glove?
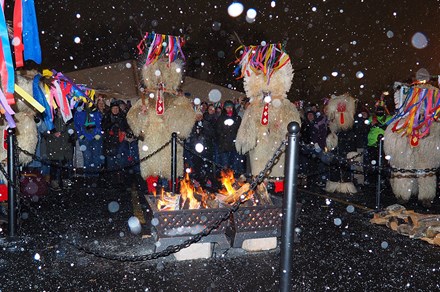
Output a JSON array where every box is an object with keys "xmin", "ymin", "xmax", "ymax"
[
  {"xmin": 314, "ymin": 143, "xmax": 322, "ymax": 153},
  {"xmin": 79, "ymin": 135, "xmax": 85, "ymax": 140},
  {"xmin": 94, "ymin": 134, "xmax": 101, "ymax": 140}
]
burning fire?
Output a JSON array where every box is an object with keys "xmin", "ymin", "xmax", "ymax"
[
  {"xmin": 154, "ymin": 172, "xmax": 204, "ymax": 210},
  {"xmin": 218, "ymin": 169, "xmax": 236, "ymax": 195},
  {"xmin": 153, "ymin": 169, "xmax": 253, "ymax": 211},
  {"xmin": 179, "ymin": 173, "xmax": 201, "ymax": 210},
  {"xmin": 155, "ymin": 187, "xmax": 179, "ymax": 211},
  {"xmin": 217, "ymin": 169, "xmax": 253, "ymax": 205}
]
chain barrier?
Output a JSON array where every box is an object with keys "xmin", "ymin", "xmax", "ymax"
[
  {"xmin": 176, "ymin": 136, "xmax": 229, "ymax": 171},
  {"xmin": 0, "ymin": 163, "xmax": 9, "ymax": 184},
  {"xmin": 17, "ymin": 132, "xmax": 439, "ymax": 181},
  {"xmin": 390, "ymin": 170, "xmax": 438, "ymax": 179},
  {"xmin": 5, "ymin": 137, "xmax": 287, "ymax": 261},
  {"xmin": 298, "ymin": 142, "xmax": 440, "ymax": 180},
  {"xmin": 17, "ymin": 139, "xmax": 172, "ymax": 175}
]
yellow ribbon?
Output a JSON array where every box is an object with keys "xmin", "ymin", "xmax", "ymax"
[{"xmin": 14, "ymin": 84, "xmax": 45, "ymax": 113}]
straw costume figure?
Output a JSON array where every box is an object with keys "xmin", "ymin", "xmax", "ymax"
[
  {"xmin": 1, "ymin": 72, "xmax": 43, "ymax": 166},
  {"xmin": 324, "ymin": 93, "xmax": 358, "ymax": 194},
  {"xmin": 384, "ymin": 83, "xmax": 440, "ymax": 207},
  {"xmin": 127, "ymin": 33, "xmax": 196, "ymax": 180},
  {"xmin": 234, "ymin": 44, "xmax": 301, "ymax": 177}
]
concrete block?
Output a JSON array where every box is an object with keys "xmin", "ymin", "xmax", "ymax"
[
  {"xmin": 241, "ymin": 237, "xmax": 277, "ymax": 251},
  {"xmin": 173, "ymin": 243, "xmax": 212, "ymax": 261}
]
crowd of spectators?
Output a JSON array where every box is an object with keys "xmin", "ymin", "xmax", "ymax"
[
  {"xmin": 29, "ymin": 95, "xmax": 138, "ymax": 191},
  {"xmin": 26, "ymin": 92, "xmax": 394, "ymax": 192}
]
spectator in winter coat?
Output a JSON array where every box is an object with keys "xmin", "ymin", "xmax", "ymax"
[
  {"xmin": 101, "ymin": 100, "xmax": 130, "ymax": 180},
  {"xmin": 215, "ymin": 100, "xmax": 243, "ymax": 176},
  {"xmin": 74, "ymin": 103, "xmax": 103, "ymax": 176},
  {"xmin": 365, "ymin": 106, "xmax": 392, "ymax": 184},
  {"xmin": 45, "ymin": 110, "xmax": 75, "ymax": 190},
  {"xmin": 299, "ymin": 110, "xmax": 316, "ymax": 180},
  {"xmin": 300, "ymin": 111, "xmax": 316, "ymax": 144},
  {"xmin": 312, "ymin": 110, "xmax": 329, "ymax": 151},
  {"xmin": 185, "ymin": 111, "xmax": 216, "ymax": 187},
  {"xmin": 204, "ymin": 104, "xmax": 219, "ymax": 164}
]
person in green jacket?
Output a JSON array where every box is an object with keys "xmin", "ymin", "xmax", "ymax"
[
  {"xmin": 365, "ymin": 106, "xmax": 392, "ymax": 184},
  {"xmin": 367, "ymin": 106, "xmax": 392, "ymax": 147}
]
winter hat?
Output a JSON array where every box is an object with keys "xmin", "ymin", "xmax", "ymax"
[
  {"xmin": 110, "ymin": 100, "xmax": 120, "ymax": 108},
  {"xmin": 223, "ymin": 100, "xmax": 234, "ymax": 108}
]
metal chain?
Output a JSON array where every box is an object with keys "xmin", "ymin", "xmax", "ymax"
[
  {"xmin": 176, "ymin": 137, "xmax": 229, "ymax": 170},
  {"xmin": 0, "ymin": 163, "xmax": 8, "ymax": 184},
  {"xmin": 138, "ymin": 140, "xmax": 171, "ymax": 164},
  {"xmin": 249, "ymin": 139, "xmax": 287, "ymax": 190},
  {"xmin": 390, "ymin": 166, "xmax": 439, "ymax": 174},
  {"xmin": 299, "ymin": 142, "xmax": 440, "ymax": 175},
  {"xmin": 391, "ymin": 172, "xmax": 438, "ymax": 179},
  {"xmin": 17, "ymin": 139, "xmax": 172, "ymax": 174}
]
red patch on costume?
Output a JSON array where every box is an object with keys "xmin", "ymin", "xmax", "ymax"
[
  {"xmin": 337, "ymin": 102, "xmax": 346, "ymax": 125},
  {"xmin": 3, "ymin": 129, "xmax": 8, "ymax": 150},
  {"xmin": 261, "ymin": 103, "xmax": 269, "ymax": 125}
]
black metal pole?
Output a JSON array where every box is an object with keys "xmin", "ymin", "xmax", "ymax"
[
  {"xmin": 171, "ymin": 132, "xmax": 177, "ymax": 194},
  {"xmin": 7, "ymin": 128, "xmax": 17, "ymax": 237},
  {"xmin": 375, "ymin": 135, "xmax": 384, "ymax": 211},
  {"xmin": 280, "ymin": 121, "xmax": 300, "ymax": 292}
]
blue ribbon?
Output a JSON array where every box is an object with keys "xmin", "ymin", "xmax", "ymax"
[
  {"xmin": 22, "ymin": 0, "xmax": 42, "ymax": 64},
  {"xmin": 0, "ymin": 8, "xmax": 14, "ymax": 93},
  {"xmin": 33, "ymin": 75, "xmax": 53, "ymax": 130}
]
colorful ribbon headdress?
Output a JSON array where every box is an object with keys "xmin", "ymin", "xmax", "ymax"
[
  {"xmin": 137, "ymin": 32, "xmax": 185, "ymax": 66},
  {"xmin": 387, "ymin": 85, "xmax": 440, "ymax": 147},
  {"xmin": 233, "ymin": 43, "xmax": 290, "ymax": 84}
]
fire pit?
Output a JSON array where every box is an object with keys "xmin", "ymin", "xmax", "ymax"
[
  {"xmin": 144, "ymin": 170, "xmax": 301, "ymax": 252},
  {"xmin": 227, "ymin": 196, "xmax": 302, "ymax": 248},
  {"xmin": 145, "ymin": 195, "xmax": 231, "ymax": 252}
]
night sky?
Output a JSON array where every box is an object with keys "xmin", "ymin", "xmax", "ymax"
[{"xmin": 11, "ymin": 0, "xmax": 440, "ymax": 107}]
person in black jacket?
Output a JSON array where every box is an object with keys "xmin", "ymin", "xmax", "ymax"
[
  {"xmin": 215, "ymin": 100, "xmax": 243, "ymax": 176},
  {"xmin": 185, "ymin": 111, "xmax": 216, "ymax": 187},
  {"xmin": 101, "ymin": 100, "xmax": 130, "ymax": 182}
]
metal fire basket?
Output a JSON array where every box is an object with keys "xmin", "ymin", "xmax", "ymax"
[
  {"xmin": 145, "ymin": 195, "xmax": 231, "ymax": 252},
  {"xmin": 227, "ymin": 196, "xmax": 302, "ymax": 248}
]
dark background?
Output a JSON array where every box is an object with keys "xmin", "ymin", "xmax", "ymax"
[{"xmin": 8, "ymin": 0, "xmax": 440, "ymax": 107}]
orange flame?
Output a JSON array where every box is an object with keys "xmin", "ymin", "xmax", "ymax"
[
  {"xmin": 218, "ymin": 169, "xmax": 236, "ymax": 196},
  {"xmin": 156, "ymin": 187, "xmax": 179, "ymax": 211},
  {"xmin": 179, "ymin": 172, "xmax": 201, "ymax": 209},
  {"xmin": 217, "ymin": 169, "xmax": 253, "ymax": 204},
  {"xmin": 154, "ymin": 169, "xmax": 255, "ymax": 211}
]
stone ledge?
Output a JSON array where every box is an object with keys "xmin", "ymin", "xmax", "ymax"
[
  {"xmin": 173, "ymin": 243, "xmax": 213, "ymax": 261},
  {"xmin": 242, "ymin": 237, "xmax": 277, "ymax": 251}
]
